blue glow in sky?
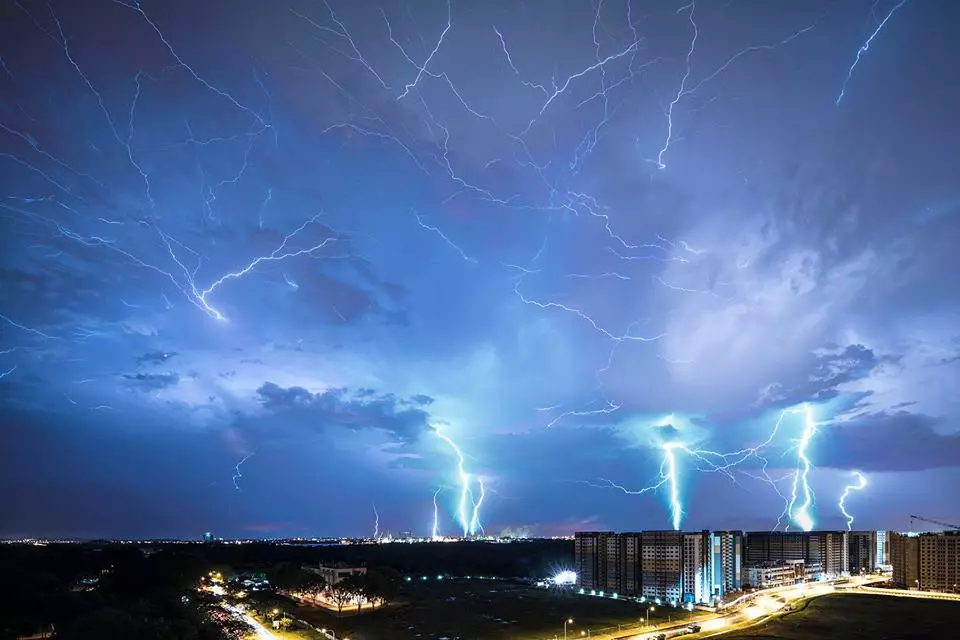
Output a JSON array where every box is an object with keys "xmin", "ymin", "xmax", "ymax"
[{"xmin": 2, "ymin": 0, "xmax": 959, "ymax": 539}]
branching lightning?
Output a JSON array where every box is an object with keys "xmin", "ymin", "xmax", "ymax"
[
  {"xmin": 589, "ymin": 406, "xmax": 824, "ymax": 531},
  {"xmin": 232, "ymin": 453, "xmax": 254, "ymax": 491},
  {"xmin": 786, "ymin": 404, "xmax": 819, "ymax": 532},
  {"xmin": 838, "ymin": 470, "xmax": 868, "ymax": 531},
  {"xmin": 435, "ymin": 425, "xmax": 484, "ymax": 537},
  {"xmin": 836, "ymin": 0, "xmax": 908, "ymax": 105},
  {"xmin": 656, "ymin": 1, "xmax": 698, "ymax": 170}
]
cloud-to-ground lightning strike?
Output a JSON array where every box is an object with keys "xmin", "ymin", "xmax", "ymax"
[
  {"xmin": 431, "ymin": 487, "xmax": 442, "ymax": 540},
  {"xmin": 838, "ymin": 471, "xmax": 868, "ymax": 531},
  {"xmin": 786, "ymin": 404, "xmax": 819, "ymax": 532},
  {"xmin": 589, "ymin": 406, "xmax": 822, "ymax": 530},
  {"xmin": 662, "ymin": 443, "xmax": 683, "ymax": 530},
  {"xmin": 434, "ymin": 425, "xmax": 484, "ymax": 537},
  {"xmin": 372, "ymin": 502, "xmax": 380, "ymax": 540},
  {"xmin": 836, "ymin": 0, "xmax": 908, "ymax": 105},
  {"xmin": 232, "ymin": 453, "xmax": 254, "ymax": 491}
]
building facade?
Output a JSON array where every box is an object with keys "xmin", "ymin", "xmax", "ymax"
[
  {"xmin": 641, "ymin": 530, "xmax": 684, "ymax": 602},
  {"xmin": 744, "ymin": 531, "xmax": 849, "ymax": 578},
  {"xmin": 917, "ymin": 531, "xmax": 960, "ymax": 592},
  {"xmin": 848, "ymin": 531, "xmax": 877, "ymax": 574},
  {"xmin": 574, "ymin": 530, "xmax": 742, "ymax": 604},
  {"xmin": 306, "ymin": 563, "xmax": 367, "ymax": 586},
  {"xmin": 821, "ymin": 531, "xmax": 850, "ymax": 577},
  {"xmin": 891, "ymin": 532, "xmax": 920, "ymax": 589},
  {"xmin": 876, "ymin": 530, "xmax": 893, "ymax": 569},
  {"xmin": 709, "ymin": 531, "xmax": 744, "ymax": 599}
]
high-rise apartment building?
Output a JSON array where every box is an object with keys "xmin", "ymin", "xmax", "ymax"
[
  {"xmin": 876, "ymin": 530, "xmax": 892, "ymax": 569},
  {"xmin": 682, "ymin": 531, "xmax": 711, "ymax": 603},
  {"xmin": 575, "ymin": 530, "xmax": 743, "ymax": 604},
  {"xmin": 641, "ymin": 530, "xmax": 683, "ymax": 602},
  {"xmin": 821, "ymin": 531, "xmax": 850, "ymax": 576},
  {"xmin": 709, "ymin": 531, "xmax": 743, "ymax": 598},
  {"xmin": 744, "ymin": 531, "xmax": 849, "ymax": 577},
  {"xmin": 574, "ymin": 531, "xmax": 609, "ymax": 591},
  {"xmin": 744, "ymin": 531, "xmax": 810, "ymax": 567},
  {"xmin": 848, "ymin": 531, "xmax": 877, "ymax": 574},
  {"xmin": 891, "ymin": 532, "xmax": 921, "ymax": 589},
  {"xmin": 917, "ymin": 531, "xmax": 960, "ymax": 592}
]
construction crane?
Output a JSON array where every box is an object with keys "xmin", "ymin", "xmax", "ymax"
[{"xmin": 909, "ymin": 514, "xmax": 960, "ymax": 530}]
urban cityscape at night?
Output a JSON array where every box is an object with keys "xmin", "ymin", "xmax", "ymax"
[{"xmin": 2, "ymin": 0, "xmax": 959, "ymax": 638}]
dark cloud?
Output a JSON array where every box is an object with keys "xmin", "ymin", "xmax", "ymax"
[
  {"xmin": 255, "ymin": 382, "xmax": 431, "ymax": 443},
  {"xmin": 755, "ymin": 344, "xmax": 893, "ymax": 411},
  {"xmin": 136, "ymin": 351, "xmax": 177, "ymax": 365},
  {"xmin": 655, "ymin": 424, "xmax": 682, "ymax": 442},
  {"xmin": 818, "ymin": 411, "xmax": 960, "ymax": 472},
  {"xmin": 410, "ymin": 394, "xmax": 435, "ymax": 406},
  {"xmin": 122, "ymin": 372, "xmax": 180, "ymax": 391}
]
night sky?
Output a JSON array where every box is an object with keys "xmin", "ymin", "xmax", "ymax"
[{"xmin": 2, "ymin": 0, "xmax": 959, "ymax": 540}]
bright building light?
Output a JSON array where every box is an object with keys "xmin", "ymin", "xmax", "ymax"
[{"xmin": 551, "ymin": 570, "xmax": 577, "ymax": 586}]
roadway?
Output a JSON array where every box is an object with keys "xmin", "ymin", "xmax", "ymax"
[
  {"xmin": 222, "ymin": 602, "xmax": 279, "ymax": 640},
  {"xmin": 589, "ymin": 575, "xmax": 883, "ymax": 640}
]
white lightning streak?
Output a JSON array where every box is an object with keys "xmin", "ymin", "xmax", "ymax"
[
  {"xmin": 232, "ymin": 453, "xmax": 254, "ymax": 491},
  {"xmin": 838, "ymin": 471, "xmax": 868, "ymax": 531},
  {"xmin": 431, "ymin": 487, "xmax": 442, "ymax": 540},
  {"xmin": 656, "ymin": 1, "xmax": 698, "ymax": 170},
  {"xmin": 836, "ymin": 0, "xmax": 908, "ymax": 106},
  {"xmin": 787, "ymin": 404, "xmax": 818, "ymax": 531}
]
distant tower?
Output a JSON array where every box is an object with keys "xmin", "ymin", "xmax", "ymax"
[{"xmin": 203, "ymin": 531, "xmax": 214, "ymax": 544}]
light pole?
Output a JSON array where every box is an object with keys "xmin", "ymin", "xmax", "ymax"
[
  {"xmin": 646, "ymin": 605, "xmax": 655, "ymax": 625},
  {"xmin": 564, "ymin": 618, "xmax": 573, "ymax": 640}
]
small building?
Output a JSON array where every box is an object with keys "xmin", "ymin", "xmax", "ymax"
[
  {"xmin": 745, "ymin": 559, "xmax": 820, "ymax": 589},
  {"xmin": 305, "ymin": 562, "xmax": 367, "ymax": 586}
]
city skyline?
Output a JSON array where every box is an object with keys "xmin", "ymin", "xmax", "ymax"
[{"xmin": 3, "ymin": 0, "xmax": 960, "ymax": 539}]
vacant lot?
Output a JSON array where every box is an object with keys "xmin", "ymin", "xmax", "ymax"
[
  {"xmin": 721, "ymin": 593, "xmax": 960, "ymax": 640},
  {"xmin": 291, "ymin": 579, "xmax": 696, "ymax": 640}
]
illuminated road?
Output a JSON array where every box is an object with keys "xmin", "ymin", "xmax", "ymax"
[
  {"xmin": 588, "ymin": 576, "xmax": 882, "ymax": 640},
  {"xmin": 222, "ymin": 603, "xmax": 278, "ymax": 639}
]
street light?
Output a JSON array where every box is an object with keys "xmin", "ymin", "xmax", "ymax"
[
  {"xmin": 564, "ymin": 618, "xmax": 573, "ymax": 640},
  {"xmin": 646, "ymin": 605, "xmax": 655, "ymax": 625}
]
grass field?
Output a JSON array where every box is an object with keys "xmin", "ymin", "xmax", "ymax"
[
  {"xmin": 720, "ymin": 593, "xmax": 960, "ymax": 640},
  {"xmin": 286, "ymin": 579, "xmax": 696, "ymax": 640}
]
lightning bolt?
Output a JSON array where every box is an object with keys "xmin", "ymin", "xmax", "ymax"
[
  {"xmin": 786, "ymin": 404, "xmax": 818, "ymax": 532},
  {"xmin": 656, "ymin": 1, "xmax": 698, "ymax": 170},
  {"xmin": 232, "ymin": 453, "xmax": 254, "ymax": 491},
  {"xmin": 588, "ymin": 406, "xmax": 819, "ymax": 530},
  {"xmin": 0, "ymin": 364, "xmax": 17, "ymax": 380},
  {"xmin": 838, "ymin": 471, "xmax": 868, "ymax": 531},
  {"xmin": 431, "ymin": 487, "xmax": 442, "ymax": 540},
  {"xmin": 372, "ymin": 502, "xmax": 380, "ymax": 540},
  {"xmin": 414, "ymin": 211, "xmax": 476, "ymax": 263},
  {"xmin": 469, "ymin": 479, "xmax": 486, "ymax": 536},
  {"xmin": 435, "ymin": 425, "xmax": 484, "ymax": 537},
  {"xmin": 836, "ymin": 0, "xmax": 908, "ymax": 106},
  {"xmin": 663, "ymin": 443, "xmax": 683, "ymax": 530},
  {"xmin": 0, "ymin": 313, "xmax": 55, "ymax": 339}
]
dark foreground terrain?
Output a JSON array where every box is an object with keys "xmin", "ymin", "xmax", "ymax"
[
  {"xmin": 721, "ymin": 593, "xmax": 960, "ymax": 640},
  {"xmin": 287, "ymin": 578, "xmax": 695, "ymax": 640}
]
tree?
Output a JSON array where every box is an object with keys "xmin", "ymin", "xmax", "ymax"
[
  {"xmin": 338, "ymin": 575, "xmax": 367, "ymax": 613},
  {"xmin": 327, "ymin": 582, "xmax": 353, "ymax": 617},
  {"xmin": 300, "ymin": 574, "xmax": 327, "ymax": 601}
]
